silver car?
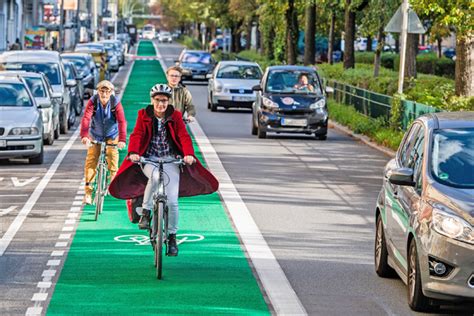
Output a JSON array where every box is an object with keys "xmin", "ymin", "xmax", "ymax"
[
  {"xmin": 207, "ymin": 61, "xmax": 262, "ymax": 111},
  {"xmin": 375, "ymin": 112, "xmax": 474, "ymax": 311},
  {"xmin": 0, "ymin": 71, "xmax": 60, "ymax": 145},
  {"xmin": 0, "ymin": 75, "xmax": 44, "ymax": 164}
]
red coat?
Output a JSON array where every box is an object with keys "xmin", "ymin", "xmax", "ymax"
[{"xmin": 109, "ymin": 105, "xmax": 219, "ymax": 199}]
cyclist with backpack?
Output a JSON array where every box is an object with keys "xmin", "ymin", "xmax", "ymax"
[
  {"xmin": 108, "ymin": 84, "xmax": 218, "ymax": 256},
  {"xmin": 81, "ymin": 80, "xmax": 127, "ymax": 205}
]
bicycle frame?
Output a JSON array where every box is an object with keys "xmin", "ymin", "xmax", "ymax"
[{"xmin": 91, "ymin": 141, "xmax": 116, "ymax": 221}]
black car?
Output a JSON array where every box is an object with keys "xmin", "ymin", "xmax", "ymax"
[
  {"xmin": 251, "ymin": 66, "xmax": 329, "ymax": 140},
  {"xmin": 63, "ymin": 61, "xmax": 83, "ymax": 116},
  {"xmin": 176, "ymin": 50, "xmax": 215, "ymax": 81}
]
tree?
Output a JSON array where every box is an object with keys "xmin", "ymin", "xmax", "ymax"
[
  {"xmin": 286, "ymin": 0, "xmax": 299, "ymax": 64},
  {"xmin": 413, "ymin": 0, "xmax": 474, "ymax": 97},
  {"xmin": 343, "ymin": 0, "xmax": 369, "ymax": 69},
  {"xmin": 303, "ymin": 1, "xmax": 316, "ymax": 65}
]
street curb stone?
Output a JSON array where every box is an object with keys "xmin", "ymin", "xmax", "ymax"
[{"xmin": 329, "ymin": 120, "xmax": 396, "ymax": 158}]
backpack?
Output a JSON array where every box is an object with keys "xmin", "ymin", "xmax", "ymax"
[{"xmin": 93, "ymin": 94, "xmax": 118, "ymax": 119}]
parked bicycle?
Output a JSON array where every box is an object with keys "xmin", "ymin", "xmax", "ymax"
[
  {"xmin": 90, "ymin": 140, "xmax": 117, "ymax": 221},
  {"xmin": 132, "ymin": 156, "xmax": 185, "ymax": 279}
]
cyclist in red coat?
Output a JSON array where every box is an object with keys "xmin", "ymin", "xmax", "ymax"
[{"xmin": 109, "ymin": 84, "xmax": 218, "ymax": 256}]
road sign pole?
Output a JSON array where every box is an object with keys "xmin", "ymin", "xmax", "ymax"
[{"xmin": 397, "ymin": 0, "xmax": 409, "ymax": 94}]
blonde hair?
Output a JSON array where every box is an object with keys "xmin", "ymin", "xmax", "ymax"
[
  {"xmin": 96, "ymin": 80, "xmax": 114, "ymax": 90},
  {"xmin": 166, "ymin": 66, "xmax": 183, "ymax": 74}
]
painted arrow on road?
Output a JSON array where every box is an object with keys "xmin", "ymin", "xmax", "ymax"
[
  {"xmin": 11, "ymin": 177, "xmax": 38, "ymax": 187},
  {"xmin": 0, "ymin": 206, "xmax": 17, "ymax": 216}
]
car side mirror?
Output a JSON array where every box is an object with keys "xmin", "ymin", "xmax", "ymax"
[
  {"xmin": 387, "ymin": 167, "xmax": 415, "ymax": 186},
  {"xmin": 252, "ymin": 84, "xmax": 262, "ymax": 91},
  {"xmin": 66, "ymin": 79, "xmax": 77, "ymax": 87},
  {"xmin": 206, "ymin": 73, "xmax": 212, "ymax": 79},
  {"xmin": 37, "ymin": 100, "xmax": 51, "ymax": 108},
  {"xmin": 325, "ymin": 86, "xmax": 334, "ymax": 94}
]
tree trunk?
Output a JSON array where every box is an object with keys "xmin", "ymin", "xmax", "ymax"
[
  {"xmin": 245, "ymin": 19, "xmax": 252, "ymax": 50},
  {"xmin": 231, "ymin": 21, "xmax": 243, "ymax": 53},
  {"xmin": 286, "ymin": 0, "xmax": 298, "ymax": 65},
  {"xmin": 266, "ymin": 27, "xmax": 275, "ymax": 60},
  {"xmin": 404, "ymin": 33, "xmax": 418, "ymax": 79},
  {"xmin": 373, "ymin": 27, "xmax": 384, "ymax": 77},
  {"xmin": 395, "ymin": 35, "xmax": 399, "ymax": 53},
  {"xmin": 437, "ymin": 37, "xmax": 442, "ymax": 58},
  {"xmin": 256, "ymin": 20, "xmax": 261, "ymax": 52},
  {"xmin": 328, "ymin": 10, "xmax": 336, "ymax": 64},
  {"xmin": 367, "ymin": 35, "xmax": 372, "ymax": 52},
  {"xmin": 455, "ymin": 35, "xmax": 474, "ymax": 97},
  {"xmin": 343, "ymin": 0, "xmax": 356, "ymax": 69},
  {"xmin": 303, "ymin": 2, "xmax": 316, "ymax": 65}
]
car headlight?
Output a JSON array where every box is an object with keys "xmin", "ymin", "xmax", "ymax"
[
  {"xmin": 215, "ymin": 81, "xmax": 223, "ymax": 92},
  {"xmin": 432, "ymin": 208, "xmax": 473, "ymax": 244},
  {"xmin": 262, "ymin": 97, "xmax": 279, "ymax": 109},
  {"xmin": 310, "ymin": 99, "xmax": 326, "ymax": 110},
  {"xmin": 9, "ymin": 127, "xmax": 40, "ymax": 136}
]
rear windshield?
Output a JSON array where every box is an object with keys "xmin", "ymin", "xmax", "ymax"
[
  {"xmin": 431, "ymin": 128, "xmax": 474, "ymax": 188},
  {"xmin": 266, "ymin": 70, "xmax": 322, "ymax": 94},
  {"xmin": 24, "ymin": 77, "xmax": 46, "ymax": 97},
  {"xmin": 0, "ymin": 62, "xmax": 61, "ymax": 85},
  {"xmin": 0, "ymin": 83, "xmax": 33, "ymax": 106},
  {"xmin": 63, "ymin": 57, "xmax": 88, "ymax": 72},
  {"xmin": 217, "ymin": 65, "xmax": 262, "ymax": 80},
  {"xmin": 181, "ymin": 52, "xmax": 211, "ymax": 64}
]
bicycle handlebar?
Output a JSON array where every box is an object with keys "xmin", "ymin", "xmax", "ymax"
[
  {"xmin": 132, "ymin": 156, "xmax": 185, "ymax": 166},
  {"xmin": 89, "ymin": 140, "xmax": 118, "ymax": 148}
]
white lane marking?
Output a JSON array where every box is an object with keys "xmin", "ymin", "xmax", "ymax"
[
  {"xmin": 42, "ymin": 270, "xmax": 56, "ymax": 277},
  {"xmin": 51, "ymin": 250, "xmax": 65, "ymax": 257},
  {"xmin": 11, "ymin": 177, "xmax": 39, "ymax": 187},
  {"xmin": 65, "ymin": 219, "xmax": 76, "ymax": 225},
  {"xmin": 61, "ymin": 226, "xmax": 73, "ymax": 232},
  {"xmin": 190, "ymin": 120, "xmax": 307, "ymax": 315},
  {"xmin": 37, "ymin": 281, "xmax": 52, "ymax": 289},
  {"xmin": 25, "ymin": 307, "xmax": 42, "ymax": 315},
  {"xmin": 0, "ymin": 206, "xmax": 18, "ymax": 216},
  {"xmin": 67, "ymin": 213, "xmax": 79, "ymax": 219},
  {"xmin": 74, "ymin": 195, "xmax": 83, "ymax": 200},
  {"xmin": 0, "ymin": 177, "xmax": 3, "ymax": 182},
  {"xmin": 58, "ymin": 233, "xmax": 71, "ymax": 239},
  {"xmin": 70, "ymin": 207, "xmax": 81, "ymax": 212},
  {"xmin": 111, "ymin": 71, "xmax": 119, "ymax": 83},
  {"xmin": 31, "ymin": 293, "xmax": 48, "ymax": 301},
  {"xmin": 55, "ymin": 241, "xmax": 68, "ymax": 247},
  {"xmin": 0, "ymin": 128, "xmax": 80, "ymax": 256},
  {"xmin": 72, "ymin": 200, "xmax": 82, "ymax": 206},
  {"xmin": 0, "ymin": 194, "xmax": 28, "ymax": 197},
  {"xmin": 47, "ymin": 260, "xmax": 60, "ymax": 266}
]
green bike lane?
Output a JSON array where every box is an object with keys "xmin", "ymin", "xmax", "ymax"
[{"xmin": 46, "ymin": 41, "xmax": 270, "ymax": 315}]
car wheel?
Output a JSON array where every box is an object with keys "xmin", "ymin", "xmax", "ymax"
[
  {"xmin": 210, "ymin": 99, "xmax": 218, "ymax": 112},
  {"xmin": 315, "ymin": 133, "xmax": 327, "ymax": 140},
  {"xmin": 54, "ymin": 123, "xmax": 60, "ymax": 139},
  {"xmin": 68, "ymin": 107, "xmax": 76, "ymax": 128},
  {"xmin": 60, "ymin": 111, "xmax": 68, "ymax": 134},
  {"xmin": 374, "ymin": 215, "xmax": 395, "ymax": 277},
  {"xmin": 208, "ymin": 93, "xmax": 212, "ymax": 109},
  {"xmin": 257, "ymin": 119, "xmax": 266, "ymax": 139},
  {"xmin": 407, "ymin": 240, "xmax": 431, "ymax": 312},
  {"xmin": 251, "ymin": 115, "xmax": 258, "ymax": 135},
  {"xmin": 29, "ymin": 144, "xmax": 44, "ymax": 164},
  {"xmin": 75, "ymin": 98, "xmax": 82, "ymax": 116},
  {"xmin": 45, "ymin": 128, "xmax": 54, "ymax": 145}
]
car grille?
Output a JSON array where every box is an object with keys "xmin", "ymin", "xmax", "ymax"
[
  {"xmin": 0, "ymin": 145, "xmax": 34, "ymax": 151},
  {"xmin": 0, "ymin": 128, "xmax": 4, "ymax": 136},
  {"xmin": 229, "ymin": 89, "xmax": 252, "ymax": 94},
  {"xmin": 191, "ymin": 69, "xmax": 207, "ymax": 75},
  {"xmin": 276, "ymin": 108, "xmax": 313, "ymax": 115}
]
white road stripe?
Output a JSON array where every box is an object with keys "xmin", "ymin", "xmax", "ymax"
[
  {"xmin": 58, "ymin": 233, "xmax": 71, "ymax": 239},
  {"xmin": 67, "ymin": 213, "xmax": 79, "ymax": 219},
  {"xmin": 70, "ymin": 207, "xmax": 81, "ymax": 212},
  {"xmin": 51, "ymin": 250, "xmax": 65, "ymax": 257},
  {"xmin": 31, "ymin": 293, "xmax": 48, "ymax": 301},
  {"xmin": 0, "ymin": 128, "xmax": 80, "ymax": 256},
  {"xmin": 41, "ymin": 270, "xmax": 56, "ymax": 277},
  {"xmin": 47, "ymin": 260, "xmax": 60, "ymax": 266},
  {"xmin": 55, "ymin": 241, "xmax": 68, "ymax": 247},
  {"xmin": 37, "ymin": 281, "xmax": 52, "ymax": 289},
  {"xmin": 61, "ymin": 226, "xmax": 73, "ymax": 232},
  {"xmin": 65, "ymin": 219, "xmax": 76, "ymax": 225},
  {"xmin": 190, "ymin": 116, "xmax": 307, "ymax": 315},
  {"xmin": 72, "ymin": 200, "xmax": 82, "ymax": 206},
  {"xmin": 25, "ymin": 307, "xmax": 42, "ymax": 315}
]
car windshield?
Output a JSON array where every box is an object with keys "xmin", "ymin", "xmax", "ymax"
[
  {"xmin": 182, "ymin": 52, "xmax": 211, "ymax": 64},
  {"xmin": 266, "ymin": 70, "xmax": 321, "ymax": 94},
  {"xmin": 64, "ymin": 64, "xmax": 75, "ymax": 80},
  {"xmin": 217, "ymin": 65, "xmax": 262, "ymax": 80},
  {"xmin": 431, "ymin": 128, "xmax": 474, "ymax": 188},
  {"xmin": 0, "ymin": 62, "xmax": 61, "ymax": 85},
  {"xmin": 0, "ymin": 83, "xmax": 33, "ymax": 107},
  {"xmin": 63, "ymin": 58, "xmax": 88, "ymax": 73},
  {"xmin": 24, "ymin": 77, "xmax": 46, "ymax": 97}
]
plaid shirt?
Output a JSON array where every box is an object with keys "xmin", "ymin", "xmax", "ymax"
[{"xmin": 145, "ymin": 118, "xmax": 170, "ymax": 158}]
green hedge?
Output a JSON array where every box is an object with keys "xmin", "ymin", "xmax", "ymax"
[{"xmin": 177, "ymin": 35, "xmax": 202, "ymax": 50}]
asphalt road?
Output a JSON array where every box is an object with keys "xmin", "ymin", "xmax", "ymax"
[{"xmin": 157, "ymin": 42, "xmax": 472, "ymax": 316}]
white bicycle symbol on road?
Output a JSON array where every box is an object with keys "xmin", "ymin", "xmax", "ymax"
[{"xmin": 114, "ymin": 234, "xmax": 204, "ymax": 246}]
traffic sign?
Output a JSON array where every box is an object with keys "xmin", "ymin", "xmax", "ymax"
[{"xmin": 385, "ymin": 5, "xmax": 426, "ymax": 34}]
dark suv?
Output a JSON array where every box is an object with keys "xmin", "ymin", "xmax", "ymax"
[{"xmin": 251, "ymin": 65, "xmax": 328, "ymax": 140}]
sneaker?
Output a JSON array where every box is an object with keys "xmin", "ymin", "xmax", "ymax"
[
  {"xmin": 138, "ymin": 209, "xmax": 151, "ymax": 230},
  {"xmin": 167, "ymin": 234, "xmax": 178, "ymax": 256},
  {"xmin": 83, "ymin": 193, "xmax": 92, "ymax": 205}
]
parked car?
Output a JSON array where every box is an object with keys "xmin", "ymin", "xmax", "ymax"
[
  {"xmin": 374, "ymin": 112, "xmax": 474, "ymax": 312},
  {"xmin": 0, "ymin": 50, "xmax": 74, "ymax": 134},
  {"xmin": 251, "ymin": 65, "xmax": 329, "ymax": 140},
  {"xmin": 176, "ymin": 50, "xmax": 215, "ymax": 81},
  {"xmin": 158, "ymin": 31, "xmax": 173, "ymax": 43},
  {"xmin": 63, "ymin": 61, "xmax": 83, "ymax": 116},
  {"xmin": 0, "ymin": 75, "xmax": 44, "ymax": 164},
  {"xmin": 0, "ymin": 71, "xmax": 60, "ymax": 145},
  {"xmin": 61, "ymin": 52, "xmax": 98, "ymax": 95},
  {"xmin": 101, "ymin": 40, "xmax": 125, "ymax": 66},
  {"xmin": 207, "ymin": 61, "xmax": 262, "ymax": 111}
]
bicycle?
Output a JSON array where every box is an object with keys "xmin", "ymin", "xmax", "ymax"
[
  {"xmin": 90, "ymin": 140, "xmax": 117, "ymax": 221},
  {"xmin": 133, "ymin": 156, "xmax": 185, "ymax": 279}
]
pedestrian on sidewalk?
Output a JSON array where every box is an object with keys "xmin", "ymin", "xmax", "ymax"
[
  {"xmin": 109, "ymin": 84, "xmax": 218, "ymax": 256},
  {"xmin": 80, "ymin": 80, "xmax": 127, "ymax": 204},
  {"xmin": 166, "ymin": 66, "xmax": 196, "ymax": 122}
]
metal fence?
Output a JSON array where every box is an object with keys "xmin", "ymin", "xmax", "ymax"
[{"xmin": 325, "ymin": 80, "xmax": 440, "ymax": 130}]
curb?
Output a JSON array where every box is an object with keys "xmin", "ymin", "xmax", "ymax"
[{"xmin": 329, "ymin": 120, "xmax": 396, "ymax": 158}]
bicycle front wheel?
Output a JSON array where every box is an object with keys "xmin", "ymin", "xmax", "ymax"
[
  {"xmin": 95, "ymin": 165, "xmax": 105, "ymax": 220},
  {"xmin": 154, "ymin": 202, "xmax": 165, "ymax": 280}
]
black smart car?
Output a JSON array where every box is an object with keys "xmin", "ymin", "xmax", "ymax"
[{"xmin": 251, "ymin": 65, "xmax": 328, "ymax": 140}]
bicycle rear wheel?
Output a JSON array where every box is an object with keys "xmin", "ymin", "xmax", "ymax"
[{"xmin": 154, "ymin": 202, "xmax": 164, "ymax": 279}]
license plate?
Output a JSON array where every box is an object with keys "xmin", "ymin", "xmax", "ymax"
[
  {"xmin": 232, "ymin": 96, "xmax": 252, "ymax": 102},
  {"xmin": 0, "ymin": 140, "xmax": 6, "ymax": 148},
  {"xmin": 193, "ymin": 75, "xmax": 205, "ymax": 79},
  {"xmin": 281, "ymin": 118, "xmax": 307, "ymax": 127}
]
